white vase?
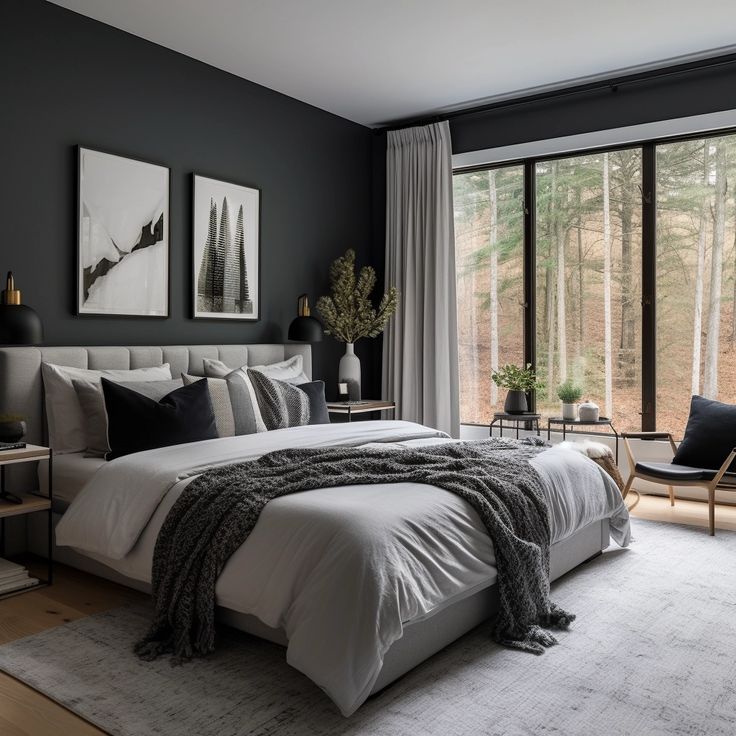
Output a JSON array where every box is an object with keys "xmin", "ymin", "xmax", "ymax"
[
  {"xmin": 339, "ymin": 342, "xmax": 361, "ymax": 401},
  {"xmin": 562, "ymin": 402, "xmax": 577, "ymax": 420}
]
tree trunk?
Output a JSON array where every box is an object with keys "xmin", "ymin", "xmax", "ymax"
[
  {"xmin": 546, "ymin": 163, "xmax": 558, "ymax": 393},
  {"xmin": 616, "ymin": 151, "xmax": 637, "ymax": 385},
  {"xmin": 488, "ymin": 169, "xmax": 499, "ymax": 405},
  {"xmin": 703, "ymin": 141, "xmax": 727, "ymax": 399},
  {"xmin": 577, "ymin": 203, "xmax": 584, "ymax": 353},
  {"xmin": 691, "ymin": 145, "xmax": 709, "ymax": 395},
  {"xmin": 603, "ymin": 153, "xmax": 613, "ymax": 418},
  {"xmin": 555, "ymin": 167, "xmax": 567, "ymax": 382}
]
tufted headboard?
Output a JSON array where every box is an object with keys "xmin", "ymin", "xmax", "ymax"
[{"xmin": 0, "ymin": 344, "xmax": 311, "ymax": 491}]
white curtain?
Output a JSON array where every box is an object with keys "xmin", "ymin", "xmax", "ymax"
[{"xmin": 382, "ymin": 120, "xmax": 459, "ymax": 437}]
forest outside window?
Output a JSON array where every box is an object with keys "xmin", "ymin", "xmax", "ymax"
[{"xmin": 453, "ymin": 127, "xmax": 736, "ymax": 437}]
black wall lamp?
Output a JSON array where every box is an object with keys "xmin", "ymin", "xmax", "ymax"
[{"xmin": 0, "ymin": 272, "xmax": 43, "ymax": 345}]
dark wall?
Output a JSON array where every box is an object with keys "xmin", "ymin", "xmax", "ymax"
[{"xmin": 0, "ymin": 0, "xmax": 379, "ymax": 397}]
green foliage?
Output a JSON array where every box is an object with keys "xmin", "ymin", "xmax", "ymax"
[
  {"xmin": 0, "ymin": 414, "xmax": 24, "ymax": 422},
  {"xmin": 556, "ymin": 380, "xmax": 583, "ymax": 403},
  {"xmin": 491, "ymin": 364, "xmax": 544, "ymax": 392},
  {"xmin": 316, "ymin": 249, "xmax": 398, "ymax": 343}
]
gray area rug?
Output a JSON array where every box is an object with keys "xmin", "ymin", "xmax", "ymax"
[{"xmin": 1, "ymin": 519, "xmax": 735, "ymax": 736}]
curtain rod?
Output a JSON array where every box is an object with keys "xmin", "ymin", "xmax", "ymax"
[{"xmin": 377, "ymin": 52, "xmax": 736, "ymax": 134}]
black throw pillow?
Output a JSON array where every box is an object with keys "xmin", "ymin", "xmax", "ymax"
[
  {"xmin": 102, "ymin": 377, "xmax": 217, "ymax": 460},
  {"xmin": 297, "ymin": 381, "xmax": 330, "ymax": 425},
  {"xmin": 672, "ymin": 395, "xmax": 736, "ymax": 472}
]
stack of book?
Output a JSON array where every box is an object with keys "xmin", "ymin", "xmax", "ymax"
[{"xmin": 0, "ymin": 558, "xmax": 39, "ymax": 595}]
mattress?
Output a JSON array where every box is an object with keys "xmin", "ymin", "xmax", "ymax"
[{"xmin": 37, "ymin": 452, "xmax": 106, "ymax": 510}]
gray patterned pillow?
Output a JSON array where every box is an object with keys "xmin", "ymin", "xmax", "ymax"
[{"xmin": 248, "ymin": 369, "xmax": 310, "ymax": 430}]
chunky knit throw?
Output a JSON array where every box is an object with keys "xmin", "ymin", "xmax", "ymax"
[{"xmin": 135, "ymin": 437, "xmax": 575, "ymax": 662}]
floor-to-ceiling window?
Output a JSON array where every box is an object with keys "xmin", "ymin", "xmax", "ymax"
[
  {"xmin": 453, "ymin": 165, "xmax": 524, "ymax": 424},
  {"xmin": 535, "ymin": 150, "xmax": 642, "ymax": 431},
  {"xmin": 453, "ymin": 127, "xmax": 736, "ymax": 436},
  {"xmin": 656, "ymin": 135, "xmax": 736, "ymax": 437}
]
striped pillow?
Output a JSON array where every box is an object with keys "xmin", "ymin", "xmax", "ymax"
[
  {"xmin": 247, "ymin": 369, "xmax": 310, "ymax": 430},
  {"xmin": 182, "ymin": 370, "xmax": 265, "ymax": 436}
]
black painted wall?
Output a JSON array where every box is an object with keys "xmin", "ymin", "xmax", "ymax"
[{"xmin": 0, "ymin": 0, "xmax": 380, "ymax": 397}]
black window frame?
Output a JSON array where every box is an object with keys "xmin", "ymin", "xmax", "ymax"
[{"xmin": 453, "ymin": 125, "xmax": 736, "ymax": 431}]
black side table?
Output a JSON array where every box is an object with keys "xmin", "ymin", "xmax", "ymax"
[
  {"xmin": 546, "ymin": 417, "xmax": 619, "ymax": 463},
  {"xmin": 490, "ymin": 412, "xmax": 541, "ymax": 439}
]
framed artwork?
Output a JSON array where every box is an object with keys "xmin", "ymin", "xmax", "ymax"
[
  {"xmin": 77, "ymin": 147, "xmax": 170, "ymax": 317},
  {"xmin": 192, "ymin": 174, "xmax": 260, "ymax": 320}
]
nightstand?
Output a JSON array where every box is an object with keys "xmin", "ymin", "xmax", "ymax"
[
  {"xmin": 0, "ymin": 444, "xmax": 53, "ymax": 599},
  {"xmin": 326, "ymin": 400, "xmax": 396, "ymax": 422}
]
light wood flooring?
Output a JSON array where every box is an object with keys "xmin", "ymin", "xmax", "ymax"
[{"xmin": 1, "ymin": 495, "xmax": 736, "ymax": 735}]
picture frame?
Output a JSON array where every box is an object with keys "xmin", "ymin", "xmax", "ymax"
[
  {"xmin": 77, "ymin": 146, "xmax": 170, "ymax": 317},
  {"xmin": 192, "ymin": 173, "xmax": 261, "ymax": 321}
]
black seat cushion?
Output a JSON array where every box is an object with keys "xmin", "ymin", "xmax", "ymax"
[
  {"xmin": 102, "ymin": 377, "xmax": 217, "ymax": 460},
  {"xmin": 635, "ymin": 461, "xmax": 736, "ymax": 483},
  {"xmin": 672, "ymin": 395, "xmax": 736, "ymax": 473}
]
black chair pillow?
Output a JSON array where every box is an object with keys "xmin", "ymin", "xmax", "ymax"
[
  {"xmin": 672, "ymin": 395, "xmax": 736, "ymax": 472},
  {"xmin": 102, "ymin": 377, "xmax": 217, "ymax": 460}
]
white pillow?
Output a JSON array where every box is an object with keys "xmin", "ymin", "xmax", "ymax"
[
  {"xmin": 203, "ymin": 355, "xmax": 309, "ymax": 385},
  {"xmin": 41, "ymin": 362, "xmax": 172, "ymax": 454}
]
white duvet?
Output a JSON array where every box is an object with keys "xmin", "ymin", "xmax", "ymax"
[{"xmin": 56, "ymin": 421, "xmax": 630, "ymax": 716}]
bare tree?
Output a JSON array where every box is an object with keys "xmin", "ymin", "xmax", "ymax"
[
  {"xmin": 488, "ymin": 169, "xmax": 499, "ymax": 405},
  {"xmin": 602, "ymin": 153, "xmax": 613, "ymax": 417},
  {"xmin": 556, "ymin": 179, "xmax": 567, "ymax": 382},
  {"xmin": 703, "ymin": 141, "xmax": 727, "ymax": 398},
  {"xmin": 691, "ymin": 144, "xmax": 709, "ymax": 395}
]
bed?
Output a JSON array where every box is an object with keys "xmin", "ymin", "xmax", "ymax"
[{"xmin": 0, "ymin": 344, "xmax": 630, "ymax": 717}]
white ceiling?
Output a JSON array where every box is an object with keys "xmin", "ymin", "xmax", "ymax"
[{"xmin": 49, "ymin": 0, "xmax": 736, "ymax": 127}]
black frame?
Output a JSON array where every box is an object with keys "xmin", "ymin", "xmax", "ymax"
[
  {"xmin": 454, "ymin": 124, "xmax": 736, "ymax": 432},
  {"xmin": 191, "ymin": 173, "xmax": 262, "ymax": 322},
  {"xmin": 76, "ymin": 145, "xmax": 171, "ymax": 319}
]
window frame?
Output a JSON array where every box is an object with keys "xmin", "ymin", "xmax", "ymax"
[{"xmin": 453, "ymin": 125, "xmax": 736, "ymax": 431}]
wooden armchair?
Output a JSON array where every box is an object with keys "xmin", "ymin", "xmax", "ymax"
[{"xmin": 622, "ymin": 431, "xmax": 736, "ymax": 536}]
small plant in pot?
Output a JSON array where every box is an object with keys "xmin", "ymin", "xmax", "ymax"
[
  {"xmin": 557, "ymin": 380, "xmax": 583, "ymax": 420},
  {"xmin": 491, "ymin": 364, "xmax": 544, "ymax": 414},
  {"xmin": 0, "ymin": 414, "xmax": 26, "ymax": 443}
]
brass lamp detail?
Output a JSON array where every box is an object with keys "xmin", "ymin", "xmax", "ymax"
[
  {"xmin": 288, "ymin": 293, "xmax": 323, "ymax": 342},
  {"xmin": 0, "ymin": 271, "xmax": 43, "ymax": 345},
  {"xmin": 2, "ymin": 272, "xmax": 22, "ymax": 305}
]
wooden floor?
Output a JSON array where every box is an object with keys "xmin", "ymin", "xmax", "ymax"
[
  {"xmin": 1, "ymin": 495, "xmax": 736, "ymax": 735},
  {"xmin": 0, "ymin": 562, "xmax": 143, "ymax": 736}
]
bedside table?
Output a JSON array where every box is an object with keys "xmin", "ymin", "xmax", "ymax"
[
  {"xmin": 326, "ymin": 400, "xmax": 396, "ymax": 422},
  {"xmin": 0, "ymin": 444, "xmax": 53, "ymax": 599}
]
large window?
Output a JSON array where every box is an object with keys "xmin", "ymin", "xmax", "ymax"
[
  {"xmin": 454, "ymin": 166, "xmax": 524, "ymax": 424},
  {"xmin": 656, "ymin": 136, "xmax": 736, "ymax": 437},
  {"xmin": 535, "ymin": 150, "xmax": 642, "ymax": 431},
  {"xmin": 453, "ymin": 128, "xmax": 736, "ymax": 436}
]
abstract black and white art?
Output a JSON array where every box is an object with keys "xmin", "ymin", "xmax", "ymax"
[
  {"xmin": 193, "ymin": 174, "xmax": 260, "ymax": 320},
  {"xmin": 77, "ymin": 148, "xmax": 169, "ymax": 317}
]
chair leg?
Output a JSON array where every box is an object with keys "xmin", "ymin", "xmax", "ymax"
[
  {"xmin": 622, "ymin": 474, "xmax": 635, "ymax": 499},
  {"xmin": 667, "ymin": 485, "xmax": 675, "ymax": 507},
  {"xmin": 708, "ymin": 488, "xmax": 716, "ymax": 536}
]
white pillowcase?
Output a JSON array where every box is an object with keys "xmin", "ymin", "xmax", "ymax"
[
  {"xmin": 41, "ymin": 362, "xmax": 173, "ymax": 454},
  {"xmin": 203, "ymin": 355, "xmax": 309, "ymax": 385}
]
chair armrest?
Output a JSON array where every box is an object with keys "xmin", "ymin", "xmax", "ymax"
[
  {"xmin": 621, "ymin": 432, "xmax": 674, "ymax": 441},
  {"xmin": 621, "ymin": 432, "xmax": 678, "ymax": 468},
  {"xmin": 712, "ymin": 447, "xmax": 736, "ymax": 486}
]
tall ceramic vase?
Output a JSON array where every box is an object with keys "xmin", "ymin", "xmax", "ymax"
[{"xmin": 339, "ymin": 342, "xmax": 361, "ymax": 401}]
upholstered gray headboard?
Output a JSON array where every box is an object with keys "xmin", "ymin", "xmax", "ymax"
[{"xmin": 0, "ymin": 342, "xmax": 311, "ymax": 455}]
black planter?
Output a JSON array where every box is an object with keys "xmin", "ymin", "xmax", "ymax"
[
  {"xmin": 504, "ymin": 391, "xmax": 528, "ymax": 414},
  {"xmin": 0, "ymin": 420, "xmax": 26, "ymax": 443}
]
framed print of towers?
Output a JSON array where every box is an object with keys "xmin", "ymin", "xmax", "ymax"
[
  {"xmin": 77, "ymin": 147, "xmax": 170, "ymax": 317},
  {"xmin": 193, "ymin": 174, "xmax": 260, "ymax": 320}
]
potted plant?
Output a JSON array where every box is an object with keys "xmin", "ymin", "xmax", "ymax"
[
  {"xmin": 557, "ymin": 380, "xmax": 583, "ymax": 420},
  {"xmin": 317, "ymin": 249, "xmax": 398, "ymax": 400},
  {"xmin": 0, "ymin": 414, "xmax": 26, "ymax": 443},
  {"xmin": 491, "ymin": 364, "xmax": 544, "ymax": 414}
]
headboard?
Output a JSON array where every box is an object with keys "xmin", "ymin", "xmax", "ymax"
[{"xmin": 0, "ymin": 344, "xmax": 311, "ymax": 491}]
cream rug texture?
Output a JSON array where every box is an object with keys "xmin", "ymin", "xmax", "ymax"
[{"xmin": 1, "ymin": 519, "xmax": 734, "ymax": 736}]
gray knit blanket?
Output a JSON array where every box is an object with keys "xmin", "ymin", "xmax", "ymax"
[{"xmin": 135, "ymin": 437, "xmax": 574, "ymax": 662}]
